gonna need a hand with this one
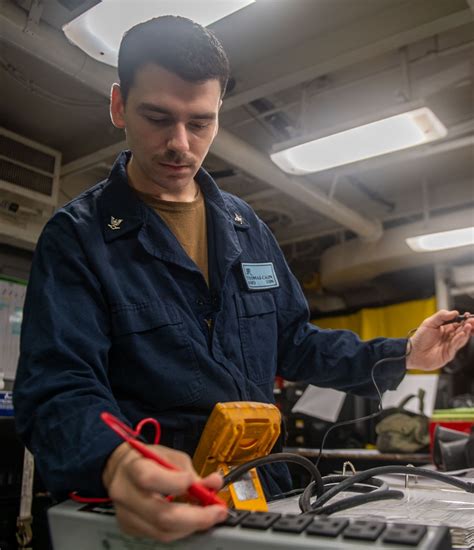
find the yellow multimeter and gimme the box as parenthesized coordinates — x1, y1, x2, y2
(193, 402, 281, 512)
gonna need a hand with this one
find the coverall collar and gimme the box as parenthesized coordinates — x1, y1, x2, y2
(98, 151, 245, 279)
(99, 151, 145, 242)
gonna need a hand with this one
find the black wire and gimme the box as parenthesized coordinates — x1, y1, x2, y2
(222, 452, 325, 498)
(299, 475, 389, 513)
(297, 465, 474, 516)
(266, 488, 304, 502)
(307, 489, 405, 515)
(294, 465, 474, 516)
(314, 465, 474, 507)
(314, 340, 413, 469)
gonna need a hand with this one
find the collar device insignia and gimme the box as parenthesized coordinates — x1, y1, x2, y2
(107, 216, 123, 230)
(234, 212, 245, 225)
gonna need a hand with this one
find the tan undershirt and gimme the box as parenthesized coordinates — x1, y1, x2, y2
(135, 187, 209, 286)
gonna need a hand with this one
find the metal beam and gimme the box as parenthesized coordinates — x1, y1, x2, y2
(0, 0, 116, 95)
(320, 207, 474, 290)
(211, 129, 383, 241)
(228, 54, 473, 131)
(222, 9, 473, 112)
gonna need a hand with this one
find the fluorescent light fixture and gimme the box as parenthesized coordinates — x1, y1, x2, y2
(271, 107, 447, 175)
(405, 227, 474, 252)
(63, 0, 255, 67)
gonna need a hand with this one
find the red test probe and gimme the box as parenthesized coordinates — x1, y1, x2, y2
(100, 412, 227, 508)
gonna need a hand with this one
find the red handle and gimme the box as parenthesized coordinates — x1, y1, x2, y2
(128, 439, 225, 506)
(188, 482, 226, 507)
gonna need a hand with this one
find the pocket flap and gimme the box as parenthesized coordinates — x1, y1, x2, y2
(235, 292, 276, 317)
(111, 301, 180, 335)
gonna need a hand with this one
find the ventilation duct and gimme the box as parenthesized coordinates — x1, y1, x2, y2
(0, 127, 61, 208)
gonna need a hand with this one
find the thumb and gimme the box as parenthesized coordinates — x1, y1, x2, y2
(200, 472, 224, 491)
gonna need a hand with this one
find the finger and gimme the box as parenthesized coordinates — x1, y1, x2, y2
(424, 309, 459, 328)
(152, 501, 228, 536)
(444, 331, 469, 365)
(118, 499, 227, 542)
(464, 317, 474, 329)
(440, 322, 459, 336)
(109, 464, 173, 527)
(149, 446, 201, 482)
(452, 323, 473, 339)
(116, 504, 219, 543)
(110, 460, 223, 529)
(447, 328, 472, 359)
(116, 506, 174, 542)
(200, 472, 224, 491)
(126, 456, 195, 496)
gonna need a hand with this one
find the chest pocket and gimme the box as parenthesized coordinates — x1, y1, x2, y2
(111, 301, 178, 334)
(109, 301, 202, 409)
(234, 292, 278, 384)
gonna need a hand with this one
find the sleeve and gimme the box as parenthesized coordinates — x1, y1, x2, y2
(13, 214, 126, 498)
(260, 223, 407, 397)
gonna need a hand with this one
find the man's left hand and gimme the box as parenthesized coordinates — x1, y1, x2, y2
(406, 310, 474, 371)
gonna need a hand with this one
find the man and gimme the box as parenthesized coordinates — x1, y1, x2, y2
(13, 16, 473, 543)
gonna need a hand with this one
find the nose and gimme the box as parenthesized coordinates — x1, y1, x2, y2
(167, 123, 190, 154)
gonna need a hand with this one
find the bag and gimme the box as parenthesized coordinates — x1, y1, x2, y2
(375, 389, 430, 453)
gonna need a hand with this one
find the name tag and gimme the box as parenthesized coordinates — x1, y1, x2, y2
(241, 262, 279, 290)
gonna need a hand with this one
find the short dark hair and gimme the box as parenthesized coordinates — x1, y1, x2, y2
(118, 16, 230, 102)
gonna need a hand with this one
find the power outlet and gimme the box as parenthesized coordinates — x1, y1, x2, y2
(240, 512, 281, 530)
(306, 517, 349, 537)
(343, 520, 386, 541)
(383, 523, 427, 545)
(272, 515, 313, 533)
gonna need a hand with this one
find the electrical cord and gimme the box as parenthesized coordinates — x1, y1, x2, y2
(0, 54, 107, 108)
(224, 454, 474, 516)
(312, 489, 405, 515)
(222, 452, 325, 498)
(298, 465, 474, 516)
(314, 339, 413, 469)
(299, 474, 403, 515)
(314, 465, 474, 504)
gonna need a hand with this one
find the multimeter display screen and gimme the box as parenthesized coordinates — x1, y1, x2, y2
(232, 472, 259, 501)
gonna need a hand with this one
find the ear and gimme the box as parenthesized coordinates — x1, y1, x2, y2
(110, 83, 126, 129)
(212, 106, 220, 139)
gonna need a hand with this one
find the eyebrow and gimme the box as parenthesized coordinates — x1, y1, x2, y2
(137, 103, 217, 120)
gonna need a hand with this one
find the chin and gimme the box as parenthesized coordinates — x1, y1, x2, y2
(153, 172, 190, 189)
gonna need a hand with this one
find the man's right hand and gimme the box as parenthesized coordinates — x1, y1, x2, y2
(102, 442, 228, 542)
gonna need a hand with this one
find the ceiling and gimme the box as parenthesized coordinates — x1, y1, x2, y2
(1, 0, 473, 313)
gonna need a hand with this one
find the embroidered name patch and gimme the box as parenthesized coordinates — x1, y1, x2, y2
(241, 262, 279, 290)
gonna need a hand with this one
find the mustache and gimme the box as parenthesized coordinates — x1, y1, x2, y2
(156, 150, 194, 165)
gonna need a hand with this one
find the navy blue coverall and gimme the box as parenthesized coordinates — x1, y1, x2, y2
(13, 151, 407, 498)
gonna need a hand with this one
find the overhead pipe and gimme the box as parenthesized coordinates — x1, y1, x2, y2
(211, 129, 383, 241)
(0, 0, 117, 95)
(320, 208, 474, 289)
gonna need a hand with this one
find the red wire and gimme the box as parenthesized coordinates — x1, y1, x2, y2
(69, 413, 225, 508)
(69, 492, 111, 504)
(69, 413, 161, 504)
